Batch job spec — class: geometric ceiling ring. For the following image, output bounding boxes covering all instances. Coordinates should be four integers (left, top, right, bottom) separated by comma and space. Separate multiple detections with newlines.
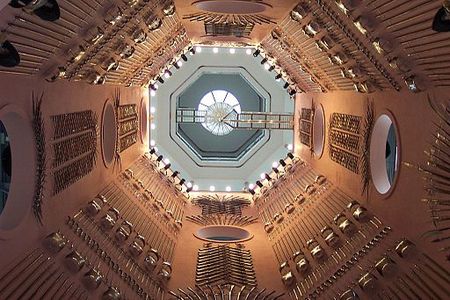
192, 0, 272, 14
369, 112, 400, 196
313, 103, 325, 158
0, 105, 35, 232
140, 98, 148, 144
170, 66, 272, 168
194, 225, 253, 243
101, 100, 117, 168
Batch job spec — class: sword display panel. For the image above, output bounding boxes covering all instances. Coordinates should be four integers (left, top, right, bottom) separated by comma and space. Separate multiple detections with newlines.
299, 108, 313, 148
50, 110, 98, 195
118, 104, 138, 153
328, 113, 362, 174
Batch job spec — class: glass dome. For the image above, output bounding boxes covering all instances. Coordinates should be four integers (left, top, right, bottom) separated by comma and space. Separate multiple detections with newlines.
198, 90, 241, 136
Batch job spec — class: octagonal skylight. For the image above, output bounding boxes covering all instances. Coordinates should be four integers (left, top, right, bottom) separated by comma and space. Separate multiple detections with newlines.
198, 90, 241, 136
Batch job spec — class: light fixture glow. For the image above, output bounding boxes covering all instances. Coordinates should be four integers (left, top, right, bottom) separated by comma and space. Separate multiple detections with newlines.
163, 158, 170, 165
287, 144, 293, 151
225, 186, 231, 192
150, 139, 156, 146
195, 46, 202, 52
164, 69, 172, 78
246, 48, 252, 55
209, 185, 215, 192
229, 48, 235, 54
150, 106, 156, 113
260, 173, 266, 180
264, 63, 271, 70
248, 183, 255, 190
176, 60, 182, 67
213, 47, 219, 53
150, 90, 156, 97
272, 161, 279, 168
193, 184, 199, 191
151, 123, 156, 130
187, 182, 193, 188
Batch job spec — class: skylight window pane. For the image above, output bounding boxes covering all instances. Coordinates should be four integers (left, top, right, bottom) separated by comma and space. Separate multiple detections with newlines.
200, 93, 215, 106
212, 90, 228, 103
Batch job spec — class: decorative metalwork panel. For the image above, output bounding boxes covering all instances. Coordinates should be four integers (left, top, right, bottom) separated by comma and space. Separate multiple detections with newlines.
328, 113, 362, 173
50, 110, 98, 195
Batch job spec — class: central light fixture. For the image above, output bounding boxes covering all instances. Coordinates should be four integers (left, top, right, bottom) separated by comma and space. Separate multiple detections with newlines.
198, 90, 241, 136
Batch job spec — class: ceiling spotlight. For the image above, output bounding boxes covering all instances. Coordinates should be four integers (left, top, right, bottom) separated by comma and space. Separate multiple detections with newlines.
150, 106, 156, 113
173, 61, 180, 69
181, 54, 188, 61
171, 171, 180, 178
179, 178, 186, 185
163, 158, 170, 165
283, 82, 289, 89
264, 173, 272, 181
256, 181, 264, 188
275, 73, 282, 80
151, 123, 156, 130
249, 189, 256, 195
253, 49, 261, 57
264, 63, 271, 70
195, 46, 202, 53
150, 90, 156, 97
209, 185, 215, 192
268, 65, 275, 72
288, 89, 297, 96
149, 148, 157, 155
260, 173, 266, 180
150, 84, 158, 91
287, 152, 295, 160
261, 58, 268, 64
186, 186, 193, 193
156, 155, 163, 162
213, 47, 219, 53
163, 163, 171, 170
279, 159, 287, 167
164, 69, 172, 78
189, 47, 195, 55
176, 60, 183, 67
272, 166, 279, 174
246, 48, 252, 55
157, 76, 164, 84
248, 183, 255, 190
150, 139, 156, 147
225, 186, 231, 192
229, 48, 235, 54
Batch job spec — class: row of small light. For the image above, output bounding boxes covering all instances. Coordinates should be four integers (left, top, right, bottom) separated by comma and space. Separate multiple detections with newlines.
148, 45, 198, 95
147, 147, 194, 194
251, 48, 299, 97
248, 149, 297, 197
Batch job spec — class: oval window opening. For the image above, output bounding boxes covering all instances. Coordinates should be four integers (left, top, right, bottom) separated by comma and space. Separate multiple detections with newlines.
102, 102, 117, 167
313, 104, 325, 157
370, 114, 399, 194
195, 225, 253, 243
0, 121, 11, 215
